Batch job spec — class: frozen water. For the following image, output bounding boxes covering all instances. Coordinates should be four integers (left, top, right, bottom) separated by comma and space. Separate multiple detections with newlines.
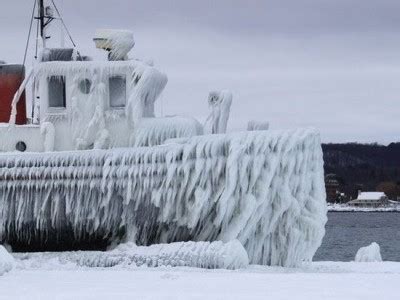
15, 240, 249, 270
204, 90, 232, 134
94, 29, 135, 61
40, 122, 55, 152
355, 242, 383, 262
0, 128, 326, 267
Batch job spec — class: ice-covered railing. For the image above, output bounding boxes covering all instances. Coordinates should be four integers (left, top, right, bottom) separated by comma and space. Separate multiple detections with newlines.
131, 116, 203, 147
247, 120, 270, 131
0, 128, 327, 267
15, 240, 249, 270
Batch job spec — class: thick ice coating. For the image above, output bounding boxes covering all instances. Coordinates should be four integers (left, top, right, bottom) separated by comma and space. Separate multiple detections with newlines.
204, 90, 232, 134
355, 242, 383, 262
15, 240, 249, 270
0, 128, 327, 267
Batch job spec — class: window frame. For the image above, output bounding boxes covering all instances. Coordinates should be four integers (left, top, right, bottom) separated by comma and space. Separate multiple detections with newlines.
108, 75, 127, 109
47, 75, 67, 111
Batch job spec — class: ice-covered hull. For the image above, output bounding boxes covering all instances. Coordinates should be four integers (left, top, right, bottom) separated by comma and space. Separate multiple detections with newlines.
0, 128, 327, 267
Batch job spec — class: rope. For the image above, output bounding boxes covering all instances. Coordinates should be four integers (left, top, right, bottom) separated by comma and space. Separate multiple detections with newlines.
22, 0, 37, 67
51, 0, 83, 60
35, 11, 40, 59
51, 0, 77, 48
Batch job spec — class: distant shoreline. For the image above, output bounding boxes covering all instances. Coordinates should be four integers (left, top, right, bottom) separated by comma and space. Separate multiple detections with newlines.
327, 204, 400, 212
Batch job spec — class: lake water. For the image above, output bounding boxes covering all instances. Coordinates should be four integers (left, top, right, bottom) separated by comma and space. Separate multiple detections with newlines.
314, 212, 400, 261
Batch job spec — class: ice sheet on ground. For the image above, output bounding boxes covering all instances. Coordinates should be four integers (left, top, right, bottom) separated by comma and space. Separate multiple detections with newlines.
2, 260, 400, 299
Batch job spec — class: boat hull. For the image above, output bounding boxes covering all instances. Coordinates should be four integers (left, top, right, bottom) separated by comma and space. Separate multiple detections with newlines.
0, 129, 327, 267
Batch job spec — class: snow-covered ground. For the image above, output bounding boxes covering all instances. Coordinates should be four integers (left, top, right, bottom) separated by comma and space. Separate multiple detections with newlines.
1, 255, 400, 299
328, 203, 400, 212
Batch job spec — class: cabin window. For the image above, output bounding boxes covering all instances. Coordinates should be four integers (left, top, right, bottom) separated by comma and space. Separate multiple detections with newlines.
48, 76, 66, 108
109, 75, 126, 108
79, 78, 92, 94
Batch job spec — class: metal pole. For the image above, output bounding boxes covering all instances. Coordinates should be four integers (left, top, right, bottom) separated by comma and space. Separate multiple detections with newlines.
38, 0, 46, 48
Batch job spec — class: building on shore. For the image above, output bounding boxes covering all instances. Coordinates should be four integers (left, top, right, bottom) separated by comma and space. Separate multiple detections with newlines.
348, 192, 389, 207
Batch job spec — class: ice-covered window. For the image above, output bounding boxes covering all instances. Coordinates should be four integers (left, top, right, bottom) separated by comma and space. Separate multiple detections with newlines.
79, 79, 92, 94
48, 76, 66, 108
109, 76, 126, 108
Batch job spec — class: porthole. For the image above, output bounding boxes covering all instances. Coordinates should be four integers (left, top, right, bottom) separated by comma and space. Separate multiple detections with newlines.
79, 78, 92, 94
16, 141, 27, 152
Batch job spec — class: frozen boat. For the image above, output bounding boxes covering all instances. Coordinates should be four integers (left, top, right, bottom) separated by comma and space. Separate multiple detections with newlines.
0, 0, 327, 267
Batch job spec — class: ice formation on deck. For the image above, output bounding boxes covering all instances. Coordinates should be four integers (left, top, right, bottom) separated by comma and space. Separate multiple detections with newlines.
94, 29, 135, 61
0, 128, 326, 267
0, 245, 14, 276
355, 242, 383, 262
204, 91, 232, 134
16, 240, 248, 270
130, 116, 203, 147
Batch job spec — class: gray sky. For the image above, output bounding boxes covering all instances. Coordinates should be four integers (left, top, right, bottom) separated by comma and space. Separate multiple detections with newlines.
1, 0, 399, 143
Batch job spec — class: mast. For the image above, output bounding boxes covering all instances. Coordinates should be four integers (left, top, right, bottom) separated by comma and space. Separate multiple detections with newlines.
37, 0, 54, 49
38, 0, 46, 48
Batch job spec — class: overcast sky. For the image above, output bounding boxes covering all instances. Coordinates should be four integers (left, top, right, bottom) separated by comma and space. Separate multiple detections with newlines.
1, 0, 399, 143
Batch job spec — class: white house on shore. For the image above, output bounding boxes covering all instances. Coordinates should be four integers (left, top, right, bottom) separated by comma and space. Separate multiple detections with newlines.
348, 192, 389, 207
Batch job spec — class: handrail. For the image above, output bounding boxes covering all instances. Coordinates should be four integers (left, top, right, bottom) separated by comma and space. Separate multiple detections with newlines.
8, 69, 34, 125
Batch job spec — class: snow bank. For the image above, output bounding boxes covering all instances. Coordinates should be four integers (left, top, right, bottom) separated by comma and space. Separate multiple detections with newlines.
0, 245, 14, 276
16, 240, 248, 270
0, 128, 326, 267
4, 262, 400, 299
355, 243, 383, 262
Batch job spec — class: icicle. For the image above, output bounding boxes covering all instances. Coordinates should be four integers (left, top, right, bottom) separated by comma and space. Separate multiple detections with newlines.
40, 122, 55, 152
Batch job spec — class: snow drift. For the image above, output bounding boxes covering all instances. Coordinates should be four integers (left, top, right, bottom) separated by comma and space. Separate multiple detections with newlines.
0, 245, 14, 276
0, 128, 326, 267
355, 242, 383, 262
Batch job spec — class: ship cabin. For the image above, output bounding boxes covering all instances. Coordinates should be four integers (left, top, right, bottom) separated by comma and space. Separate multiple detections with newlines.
0, 43, 168, 153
